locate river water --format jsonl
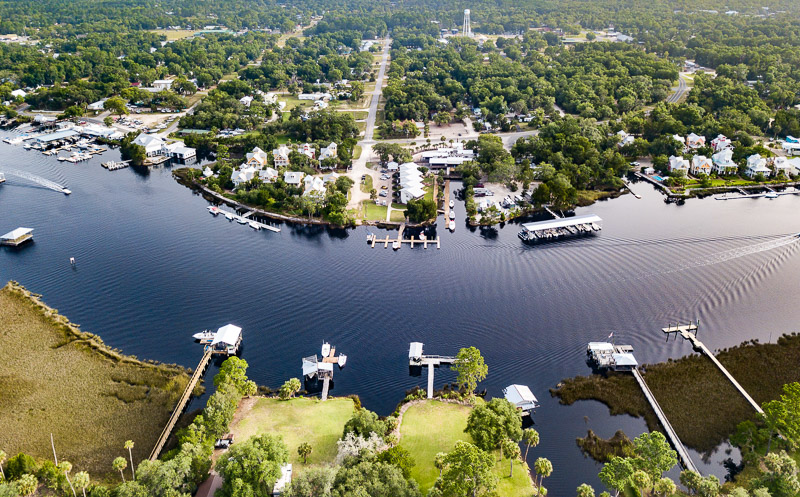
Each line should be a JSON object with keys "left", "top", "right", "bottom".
{"left": 2, "top": 140, "right": 800, "bottom": 492}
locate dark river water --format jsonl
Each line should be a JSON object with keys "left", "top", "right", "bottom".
{"left": 2, "top": 139, "right": 800, "bottom": 493}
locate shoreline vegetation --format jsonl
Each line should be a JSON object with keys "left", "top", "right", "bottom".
{"left": 0, "top": 281, "right": 191, "bottom": 479}
{"left": 552, "top": 334, "right": 800, "bottom": 453}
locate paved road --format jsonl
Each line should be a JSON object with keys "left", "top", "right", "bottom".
{"left": 377, "top": 129, "right": 540, "bottom": 150}
{"left": 667, "top": 74, "right": 688, "bottom": 104}
{"left": 347, "top": 39, "right": 391, "bottom": 210}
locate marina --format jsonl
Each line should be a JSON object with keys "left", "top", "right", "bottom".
{"left": 208, "top": 206, "right": 281, "bottom": 232}
{"left": 102, "top": 160, "right": 131, "bottom": 170}
{"left": 518, "top": 213, "right": 602, "bottom": 242}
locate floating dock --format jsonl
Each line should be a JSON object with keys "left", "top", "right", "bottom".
{"left": 663, "top": 322, "right": 763, "bottom": 414}
{"left": 367, "top": 224, "right": 440, "bottom": 249}
{"left": 1, "top": 227, "right": 34, "bottom": 246}
{"left": 518, "top": 214, "right": 602, "bottom": 242}
{"left": 103, "top": 160, "right": 131, "bottom": 170}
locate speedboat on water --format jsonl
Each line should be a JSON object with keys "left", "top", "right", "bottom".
{"left": 449, "top": 199, "right": 454, "bottom": 209}
{"left": 392, "top": 240, "right": 400, "bottom": 250}
{"left": 322, "top": 341, "right": 331, "bottom": 357}
{"left": 338, "top": 354, "right": 347, "bottom": 368}
{"left": 448, "top": 220, "right": 455, "bottom": 231}
{"left": 765, "top": 192, "right": 779, "bottom": 198}
{"left": 193, "top": 329, "right": 215, "bottom": 342}
{"left": 449, "top": 210, "right": 455, "bottom": 220}
{"left": 249, "top": 221, "right": 260, "bottom": 230}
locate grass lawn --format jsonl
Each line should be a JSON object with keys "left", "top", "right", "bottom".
{"left": 390, "top": 209, "right": 406, "bottom": 222}
{"left": 228, "top": 397, "right": 354, "bottom": 474}
{"left": 148, "top": 29, "right": 199, "bottom": 40}
{"left": 361, "top": 200, "right": 387, "bottom": 221}
{"left": 279, "top": 96, "right": 313, "bottom": 111}
{"left": 356, "top": 121, "right": 367, "bottom": 133}
{"left": 353, "top": 145, "right": 362, "bottom": 160}
{"left": 0, "top": 282, "right": 190, "bottom": 479}
{"left": 400, "top": 401, "right": 535, "bottom": 496}
{"left": 360, "top": 173, "right": 374, "bottom": 193}
{"left": 220, "top": 72, "right": 239, "bottom": 81}
{"left": 424, "top": 184, "right": 434, "bottom": 202}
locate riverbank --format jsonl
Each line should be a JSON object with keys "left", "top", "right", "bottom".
{"left": 552, "top": 334, "right": 800, "bottom": 453}
{"left": 0, "top": 281, "right": 191, "bottom": 478}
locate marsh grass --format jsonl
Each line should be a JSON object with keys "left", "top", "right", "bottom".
{"left": 553, "top": 335, "right": 800, "bottom": 453}
{"left": 0, "top": 282, "right": 190, "bottom": 479}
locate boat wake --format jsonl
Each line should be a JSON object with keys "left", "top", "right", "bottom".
{"left": 1, "top": 167, "right": 69, "bottom": 193}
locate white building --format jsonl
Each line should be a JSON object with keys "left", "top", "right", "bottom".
{"left": 246, "top": 147, "right": 269, "bottom": 168}
{"left": 273, "top": 145, "right": 291, "bottom": 167}
{"left": 152, "top": 79, "right": 174, "bottom": 90}
{"left": 690, "top": 155, "right": 713, "bottom": 176}
{"left": 745, "top": 154, "right": 770, "bottom": 178}
{"left": 300, "top": 143, "right": 315, "bottom": 160}
{"left": 133, "top": 133, "right": 166, "bottom": 156}
{"left": 87, "top": 98, "right": 108, "bottom": 111}
{"left": 668, "top": 155, "right": 690, "bottom": 174}
{"left": 258, "top": 167, "right": 278, "bottom": 183}
{"left": 782, "top": 139, "right": 800, "bottom": 154}
{"left": 712, "top": 149, "right": 738, "bottom": 175}
{"left": 240, "top": 95, "right": 254, "bottom": 107}
{"left": 303, "top": 175, "right": 326, "bottom": 196}
{"left": 687, "top": 133, "right": 706, "bottom": 149}
{"left": 617, "top": 130, "right": 635, "bottom": 147}
{"left": 771, "top": 157, "right": 795, "bottom": 177}
{"left": 162, "top": 141, "right": 196, "bottom": 160}
{"left": 10, "top": 88, "right": 26, "bottom": 99}
{"left": 711, "top": 134, "right": 732, "bottom": 152}
{"left": 319, "top": 142, "right": 337, "bottom": 162}
{"left": 323, "top": 172, "right": 340, "bottom": 183}
{"left": 398, "top": 162, "right": 425, "bottom": 203}
{"left": 284, "top": 171, "right": 304, "bottom": 185}
{"left": 231, "top": 166, "right": 257, "bottom": 187}
{"left": 298, "top": 92, "right": 331, "bottom": 101}
{"left": 203, "top": 166, "right": 214, "bottom": 178}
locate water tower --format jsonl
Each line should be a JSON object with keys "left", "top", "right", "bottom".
{"left": 462, "top": 9, "right": 472, "bottom": 37}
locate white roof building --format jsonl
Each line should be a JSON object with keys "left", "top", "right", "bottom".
{"left": 284, "top": 171, "right": 304, "bottom": 185}
{"left": 503, "top": 384, "right": 540, "bottom": 412}
{"left": 152, "top": 79, "right": 174, "bottom": 90}
{"left": 400, "top": 186, "right": 425, "bottom": 204}
{"left": 690, "top": 155, "right": 713, "bottom": 176}
{"left": 246, "top": 147, "right": 269, "bottom": 168}
{"left": 409, "top": 342, "right": 424, "bottom": 360}
{"left": 772, "top": 157, "right": 795, "bottom": 177}
{"left": 273, "top": 145, "right": 291, "bottom": 167}
{"left": 211, "top": 324, "right": 241, "bottom": 347}
{"left": 203, "top": 166, "right": 214, "bottom": 178}
{"left": 303, "top": 175, "right": 326, "bottom": 196}
{"left": 87, "top": 98, "right": 108, "bottom": 111}
{"left": 668, "top": 155, "right": 690, "bottom": 173}
{"left": 617, "top": 130, "right": 635, "bottom": 147}
{"left": 387, "top": 161, "right": 399, "bottom": 171}
{"left": 711, "top": 134, "right": 732, "bottom": 152}
{"left": 323, "top": 172, "right": 340, "bottom": 183}
{"left": 319, "top": 142, "right": 337, "bottom": 161}
{"left": 259, "top": 167, "right": 278, "bottom": 182}
{"left": 10, "top": 89, "right": 26, "bottom": 99}
{"left": 745, "top": 154, "right": 770, "bottom": 178}
{"left": 298, "top": 92, "right": 332, "bottom": 101}
{"left": 240, "top": 95, "right": 254, "bottom": 107}
{"left": 162, "top": 142, "right": 196, "bottom": 160}
{"left": 782, "top": 140, "right": 800, "bottom": 154}
{"left": 712, "top": 149, "right": 737, "bottom": 175}
{"left": 687, "top": 133, "right": 706, "bottom": 149}
{"left": 133, "top": 133, "right": 165, "bottom": 156}
{"left": 273, "top": 464, "right": 292, "bottom": 495}
{"left": 231, "top": 166, "right": 257, "bottom": 187}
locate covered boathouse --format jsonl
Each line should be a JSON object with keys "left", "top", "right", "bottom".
{"left": 1, "top": 227, "right": 34, "bottom": 246}
{"left": 518, "top": 214, "right": 602, "bottom": 242}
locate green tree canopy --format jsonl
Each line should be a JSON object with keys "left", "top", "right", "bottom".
{"left": 465, "top": 398, "right": 523, "bottom": 452}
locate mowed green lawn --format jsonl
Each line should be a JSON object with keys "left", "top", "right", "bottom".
{"left": 229, "top": 397, "right": 354, "bottom": 473}
{"left": 399, "top": 400, "right": 536, "bottom": 496}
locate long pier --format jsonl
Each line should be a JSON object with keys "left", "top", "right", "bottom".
{"left": 631, "top": 368, "right": 699, "bottom": 473}
{"left": 663, "top": 323, "right": 763, "bottom": 414}
{"left": 368, "top": 223, "right": 440, "bottom": 249}
{"left": 409, "top": 343, "right": 456, "bottom": 399}
{"left": 149, "top": 351, "right": 212, "bottom": 461}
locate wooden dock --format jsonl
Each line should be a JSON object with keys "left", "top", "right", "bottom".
{"left": 149, "top": 350, "right": 212, "bottom": 461}
{"left": 632, "top": 368, "right": 699, "bottom": 473}
{"left": 411, "top": 354, "right": 456, "bottom": 398}
{"left": 368, "top": 224, "right": 440, "bottom": 249}
{"left": 321, "top": 376, "right": 331, "bottom": 401}
{"left": 663, "top": 323, "right": 763, "bottom": 414}
{"left": 443, "top": 180, "right": 451, "bottom": 219}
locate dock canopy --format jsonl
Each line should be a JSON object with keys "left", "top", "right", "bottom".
{"left": 302, "top": 355, "right": 318, "bottom": 377}
{"left": 612, "top": 353, "right": 638, "bottom": 369}
{"left": 409, "top": 342, "right": 423, "bottom": 360}
{"left": 1, "top": 227, "right": 33, "bottom": 246}
{"left": 521, "top": 214, "right": 602, "bottom": 232}
{"left": 211, "top": 324, "right": 241, "bottom": 346}
{"left": 503, "top": 384, "right": 540, "bottom": 411}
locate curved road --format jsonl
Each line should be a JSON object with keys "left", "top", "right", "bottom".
{"left": 667, "top": 74, "right": 688, "bottom": 104}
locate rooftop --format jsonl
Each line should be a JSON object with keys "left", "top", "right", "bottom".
{"left": 521, "top": 214, "right": 602, "bottom": 232}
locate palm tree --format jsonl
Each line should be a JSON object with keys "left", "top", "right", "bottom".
{"left": 58, "top": 461, "right": 77, "bottom": 497}
{"left": 298, "top": 442, "right": 312, "bottom": 464}
{"left": 632, "top": 471, "right": 651, "bottom": 497}
{"left": 577, "top": 483, "right": 595, "bottom": 497}
{"left": 534, "top": 457, "right": 553, "bottom": 495}
{"left": 0, "top": 449, "right": 6, "bottom": 480}
{"left": 112, "top": 457, "right": 128, "bottom": 482}
{"left": 73, "top": 471, "right": 90, "bottom": 497}
{"left": 124, "top": 440, "right": 135, "bottom": 480}
{"left": 522, "top": 428, "right": 540, "bottom": 460}
{"left": 434, "top": 452, "right": 446, "bottom": 478}
{"left": 501, "top": 439, "right": 521, "bottom": 477}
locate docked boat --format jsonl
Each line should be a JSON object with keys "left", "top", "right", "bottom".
{"left": 207, "top": 206, "right": 220, "bottom": 215}
{"left": 765, "top": 192, "right": 779, "bottom": 199}
{"left": 392, "top": 240, "right": 400, "bottom": 250}
{"left": 224, "top": 212, "right": 235, "bottom": 221}
{"left": 338, "top": 354, "right": 347, "bottom": 368}
{"left": 192, "top": 329, "right": 216, "bottom": 342}
{"left": 419, "top": 232, "right": 426, "bottom": 241}
{"left": 448, "top": 220, "right": 455, "bottom": 231}
{"left": 449, "top": 199, "right": 454, "bottom": 209}
{"left": 449, "top": 211, "right": 455, "bottom": 220}
{"left": 237, "top": 216, "right": 247, "bottom": 224}
{"left": 321, "top": 341, "right": 331, "bottom": 357}
{"left": 249, "top": 221, "right": 260, "bottom": 230}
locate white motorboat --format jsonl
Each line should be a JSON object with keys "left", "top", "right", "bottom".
{"left": 62, "top": 189, "right": 71, "bottom": 195}
{"left": 449, "top": 199, "right": 454, "bottom": 209}
{"left": 448, "top": 220, "right": 455, "bottom": 231}
{"left": 449, "top": 210, "right": 455, "bottom": 220}
{"left": 322, "top": 341, "right": 331, "bottom": 357}
{"left": 237, "top": 216, "right": 247, "bottom": 224}
{"left": 392, "top": 240, "right": 400, "bottom": 250}
{"left": 420, "top": 232, "right": 426, "bottom": 241}
{"left": 338, "top": 354, "right": 347, "bottom": 368}
{"left": 192, "top": 329, "right": 216, "bottom": 342}
{"left": 207, "top": 206, "right": 220, "bottom": 215}
{"left": 249, "top": 221, "right": 260, "bottom": 230}
{"left": 765, "top": 192, "right": 779, "bottom": 198}
{"left": 224, "top": 212, "right": 234, "bottom": 221}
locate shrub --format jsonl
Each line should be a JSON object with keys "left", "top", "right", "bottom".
{"left": 5, "top": 454, "right": 37, "bottom": 481}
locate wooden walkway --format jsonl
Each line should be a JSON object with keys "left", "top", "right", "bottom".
{"left": 663, "top": 324, "right": 763, "bottom": 414}
{"left": 632, "top": 368, "right": 699, "bottom": 473}
{"left": 368, "top": 223, "right": 441, "bottom": 249}
{"left": 149, "top": 350, "right": 212, "bottom": 461}
{"left": 443, "top": 180, "right": 450, "bottom": 219}
{"left": 321, "top": 376, "right": 331, "bottom": 401}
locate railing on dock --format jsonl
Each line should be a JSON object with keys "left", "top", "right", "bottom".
{"left": 149, "top": 350, "right": 212, "bottom": 461}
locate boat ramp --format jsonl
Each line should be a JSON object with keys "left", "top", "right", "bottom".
{"left": 367, "top": 224, "right": 440, "bottom": 249}
{"left": 663, "top": 322, "right": 763, "bottom": 414}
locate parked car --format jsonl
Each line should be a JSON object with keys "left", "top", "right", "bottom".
{"left": 381, "top": 185, "right": 388, "bottom": 190}
{"left": 379, "top": 191, "right": 388, "bottom": 197}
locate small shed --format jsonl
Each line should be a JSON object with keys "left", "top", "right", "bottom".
{"left": 409, "top": 342, "right": 423, "bottom": 360}
{"left": 1, "top": 227, "right": 34, "bottom": 246}
{"left": 611, "top": 353, "right": 638, "bottom": 371}
{"left": 503, "top": 384, "right": 540, "bottom": 413}
{"left": 209, "top": 324, "right": 242, "bottom": 355}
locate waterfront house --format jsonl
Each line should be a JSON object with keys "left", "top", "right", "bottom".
{"left": 1, "top": 227, "right": 33, "bottom": 246}
{"left": 690, "top": 155, "right": 713, "bottom": 176}
{"left": 231, "top": 167, "right": 257, "bottom": 187}
{"left": 712, "top": 149, "right": 738, "bottom": 175}
{"left": 162, "top": 142, "right": 196, "bottom": 160}
{"left": 284, "top": 171, "right": 304, "bottom": 186}
{"left": 687, "top": 133, "right": 706, "bottom": 149}
{"left": 745, "top": 154, "right": 770, "bottom": 178}
{"left": 303, "top": 175, "right": 326, "bottom": 196}
{"left": 246, "top": 147, "right": 269, "bottom": 168}
{"left": 668, "top": 155, "right": 690, "bottom": 174}
{"left": 258, "top": 167, "right": 278, "bottom": 183}
{"left": 273, "top": 145, "right": 291, "bottom": 167}
{"left": 711, "top": 134, "right": 732, "bottom": 151}
{"left": 771, "top": 157, "right": 795, "bottom": 177}
{"left": 787, "top": 158, "right": 800, "bottom": 176}
{"left": 643, "top": 166, "right": 655, "bottom": 175}
{"left": 203, "top": 166, "right": 214, "bottom": 178}
{"left": 503, "top": 384, "right": 540, "bottom": 414}
{"left": 319, "top": 142, "right": 338, "bottom": 162}
{"left": 133, "top": 133, "right": 166, "bottom": 156}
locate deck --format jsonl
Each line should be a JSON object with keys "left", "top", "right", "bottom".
{"left": 149, "top": 350, "right": 212, "bottom": 460}
{"left": 368, "top": 224, "right": 441, "bottom": 249}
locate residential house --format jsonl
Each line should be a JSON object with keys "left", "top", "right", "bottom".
{"left": 298, "top": 92, "right": 332, "bottom": 101}
{"left": 246, "top": 147, "right": 269, "bottom": 168}
{"left": 300, "top": 143, "right": 315, "bottom": 160}
{"left": 133, "top": 133, "right": 166, "bottom": 156}
{"left": 617, "top": 130, "right": 635, "bottom": 147}
{"left": 690, "top": 155, "right": 713, "bottom": 176}
{"left": 273, "top": 145, "right": 291, "bottom": 167}
{"left": 687, "top": 133, "right": 706, "bottom": 149}
{"left": 152, "top": 79, "right": 174, "bottom": 90}
{"left": 323, "top": 172, "right": 340, "bottom": 184}
{"left": 711, "top": 134, "right": 732, "bottom": 152}
{"left": 319, "top": 142, "right": 337, "bottom": 162}
{"left": 162, "top": 141, "right": 196, "bottom": 160}
{"left": 771, "top": 157, "right": 795, "bottom": 177}
{"left": 672, "top": 134, "right": 685, "bottom": 146}
{"left": 786, "top": 158, "right": 800, "bottom": 176}
{"left": 643, "top": 166, "right": 655, "bottom": 175}
{"left": 284, "top": 171, "right": 304, "bottom": 186}
{"left": 203, "top": 166, "right": 214, "bottom": 178}
{"left": 782, "top": 138, "right": 800, "bottom": 154}
{"left": 87, "top": 98, "right": 108, "bottom": 111}
{"left": 712, "top": 149, "right": 738, "bottom": 175}
{"left": 303, "top": 175, "right": 326, "bottom": 196}
{"left": 258, "top": 167, "right": 278, "bottom": 183}
{"left": 668, "top": 155, "right": 690, "bottom": 174}
{"left": 231, "top": 166, "right": 257, "bottom": 187}
{"left": 240, "top": 95, "right": 254, "bottom": 107}
{"left": 745, "top": 154, "right": 770, "bottom": 178}
{"left": 10, "top": 89, "right": 26, "bottom": 99}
